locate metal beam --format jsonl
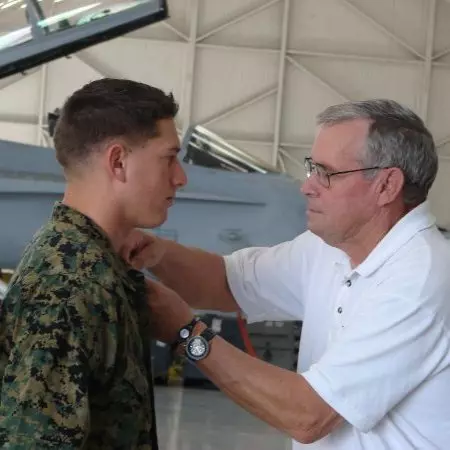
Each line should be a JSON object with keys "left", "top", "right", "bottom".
{"left": 421, "top": 0, "right": 436, "bottom": 122}
{"left": 119, "top": 35, "right": 450, "bottom": 72}
{"left": 286, "top": 55, "right": 350, "bottom": 101}
{"left": 161, "top": 21, "right": 189, "bottom": 41}
{"left": 36, "top": 64, "right": 48, "bottom": 146}
{"left": 288, "top": 49, "right": 421, "bottom": 66}
{"left": 433, "top": 47, "right": 450, "bottom": 61}
{"left": 281, "top": 141, "right": 312, "bottom": 149}
{"left": 181, "top": 0, "right": 199, "bottom": 134}
{"left": 201, "top": 85, "right": 278, "bottom": 127}
{"left": 277, "top": 152, "right": 286, "bottom": 173}
{"left": 437, "top": 136, "right": 450, "bottom": 148}
{"left": 34, "top": 0, "right": 57, "bottom": 147}
{"left": 0, "top": 114, "right": 37, "bottom": 125}
{"left": 432, "top": 61, "right": 450, "bottom": 69}
{"left": 229, "top": 139, "right": 311, "bottom": 151}
{"left": 272, "top": 0, "right": 290, "bottom": 166}
{"left": 122, "top": 37, "right": 422, "bottom": 66}
{"left": 0, "top": 68, "right": 40, "bottom": 91}
{"left": 339, "top": 0, "right": 425, "bottom": 60}
{"left": 41, "top": 129, "right": 54, "bottom": 148}
{"left": 197, "top": 0, "right": 282, "bottom": 42}
{"left": 279, "top": 147, "right": 305, "bottom": 175}
{"left": 196, "top": 42, "right": 279, "bottom": 54}
{"left": 75, "top": 53, "right": 119, "bottom": 78}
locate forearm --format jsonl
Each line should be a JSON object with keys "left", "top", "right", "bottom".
{"left": 151, "top": 239, "right": 239, "bottom": 312}
{"left": 195, "top": 330, "right": 342, "bottom": 444}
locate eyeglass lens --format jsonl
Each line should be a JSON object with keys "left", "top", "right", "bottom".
{"left": 305, "top": 159, "right": 329, "bottom": 187}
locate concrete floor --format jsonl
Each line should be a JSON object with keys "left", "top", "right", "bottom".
{"left": 154, "top": 386, "right": 290, "bottom": 450}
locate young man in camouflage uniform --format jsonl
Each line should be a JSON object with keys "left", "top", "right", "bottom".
{"left": 0, "top": 79, "right": 187, "bottom": 449}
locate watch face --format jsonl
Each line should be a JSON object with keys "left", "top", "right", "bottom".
{"left": 186, "top": 336, "right": 208, "bottom": 360}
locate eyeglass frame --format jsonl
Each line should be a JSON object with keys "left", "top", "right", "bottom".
{"left": 304, "top": 157, "right": 384, "bottom": 188}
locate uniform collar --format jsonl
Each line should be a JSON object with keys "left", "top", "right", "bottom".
{"left": 50, "top": 202, "right": 144, "bottom": 292}
{"left": 332, "top": 201, "right": 436, "bottom": 277}
{"left": 52, "top": 201, "right": 113, "bottom": 250}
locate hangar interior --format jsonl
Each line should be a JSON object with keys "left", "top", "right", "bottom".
{"left": 0, "top": 0, "right": 449, "bottom": 449}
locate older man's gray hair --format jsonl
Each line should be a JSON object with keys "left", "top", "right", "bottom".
{"left": 317, "top": 99, "right": 437, "bottom": 206}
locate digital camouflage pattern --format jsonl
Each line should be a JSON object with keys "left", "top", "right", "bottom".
{"left": 0, "top": 203, "right": 157, "bottom": 449}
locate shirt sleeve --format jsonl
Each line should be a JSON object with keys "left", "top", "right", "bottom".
{"left": 223, "top": 231, "right": 318, "bottom": 322}
{"left": 302, "top": 286, "right": 450, "bottom": 433}
{"left": 0, "top": 285, "right": 105, "bottom": 449}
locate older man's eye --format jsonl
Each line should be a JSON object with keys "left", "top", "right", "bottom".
{"left": 317, "top": 166, "right": 329, "bottom": 180}
{"left": 315, "top": 165, "right": 324, "bottom": 175}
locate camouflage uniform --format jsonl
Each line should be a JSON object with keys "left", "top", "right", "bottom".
{"left": 0, "top": 203, "right": 158, "bottom": 449}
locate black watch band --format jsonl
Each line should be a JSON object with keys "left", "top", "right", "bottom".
{"left": 171, "top": 317, "right": 200, "bottom": 351}
{"left": 199, "top": 327, "right": 216, "bottom": 343}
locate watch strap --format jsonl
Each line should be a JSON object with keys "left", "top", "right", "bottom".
{"left": 199, "top": 327, "right": 217, "bottom": 342}
{"left": 171, "top": 316, "right": 200, "bottom": 351}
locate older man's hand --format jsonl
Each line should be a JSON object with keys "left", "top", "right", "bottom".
{"left": 145, "top": 278, "right": 195, "bottom": 344}
{"left": 121, "top": 229, "right": 166, "bottom": 270}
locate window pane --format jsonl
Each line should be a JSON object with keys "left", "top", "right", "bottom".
{"left": 0, "top": 1, "right": 166, "bottom": 77}
{"left": 0, "top": 0, "right": 157, "bottom": 51}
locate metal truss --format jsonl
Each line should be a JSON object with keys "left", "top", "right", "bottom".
{"left": 4, "top": 0, "right": 450, "bottom": 170}
{"left": 157, "top": 0, "right": 450, "bottom": 168}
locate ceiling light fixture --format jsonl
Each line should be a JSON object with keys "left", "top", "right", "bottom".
{"left": 1, "top": 0, "right": 23, "bottom": 10}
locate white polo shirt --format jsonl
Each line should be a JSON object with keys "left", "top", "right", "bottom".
{"left": 224, "top": 201, "right": 450, "bottom": 450}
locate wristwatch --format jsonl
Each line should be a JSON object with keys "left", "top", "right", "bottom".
{"left": 184, "top": 328, "right": 216, "bottom": 362}
{"left": 173, "top": 318, "right": 217, "bottom": 362}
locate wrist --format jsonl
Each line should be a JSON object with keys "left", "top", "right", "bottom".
{"left": 173, "top": 319, "right": 206, "bottom": 353}
{"left": 171, "top": 316, "right": 199, "bottom": 349}
{"left": 187, "top": 320, "right": 208, "bottom": 341}
{"left": 173, "top": 319, "right": 215, "bottom": 362}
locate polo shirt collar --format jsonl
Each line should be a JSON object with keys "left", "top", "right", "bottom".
{"left": 331, "top": 201, "right": 436, "bottom": 277}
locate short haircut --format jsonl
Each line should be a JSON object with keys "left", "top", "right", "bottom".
{"left": 53, "top": 78, "right": 179, "bottom": 171}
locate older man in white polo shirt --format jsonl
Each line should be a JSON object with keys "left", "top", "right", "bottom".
{"left": 123, "top": 99, "right": 450, "bottom": 449}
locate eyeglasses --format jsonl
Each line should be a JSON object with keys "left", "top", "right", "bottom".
{"left": 304, "top": 157, "right": 382, "bottom": 188}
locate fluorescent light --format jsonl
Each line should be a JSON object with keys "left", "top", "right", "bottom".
{"left": 37, "top": 4, "right": 102, "bottom": 27}
{"left": 1, "top": 0, "right": 22, "bottom": 9}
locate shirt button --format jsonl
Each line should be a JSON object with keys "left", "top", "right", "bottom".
{"left": 345, "top": 279, "right": 352, "bottom": 287}
{"left": 337, "top": 307, "right": 343, "bottom": 314}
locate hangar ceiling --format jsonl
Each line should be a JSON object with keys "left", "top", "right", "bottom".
{"left": 0, "top": 0, "right": 450, "bottom": 224}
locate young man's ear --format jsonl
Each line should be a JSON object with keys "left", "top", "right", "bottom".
{"left": 106, "top": 143, "right": 129, "bottom": 182}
